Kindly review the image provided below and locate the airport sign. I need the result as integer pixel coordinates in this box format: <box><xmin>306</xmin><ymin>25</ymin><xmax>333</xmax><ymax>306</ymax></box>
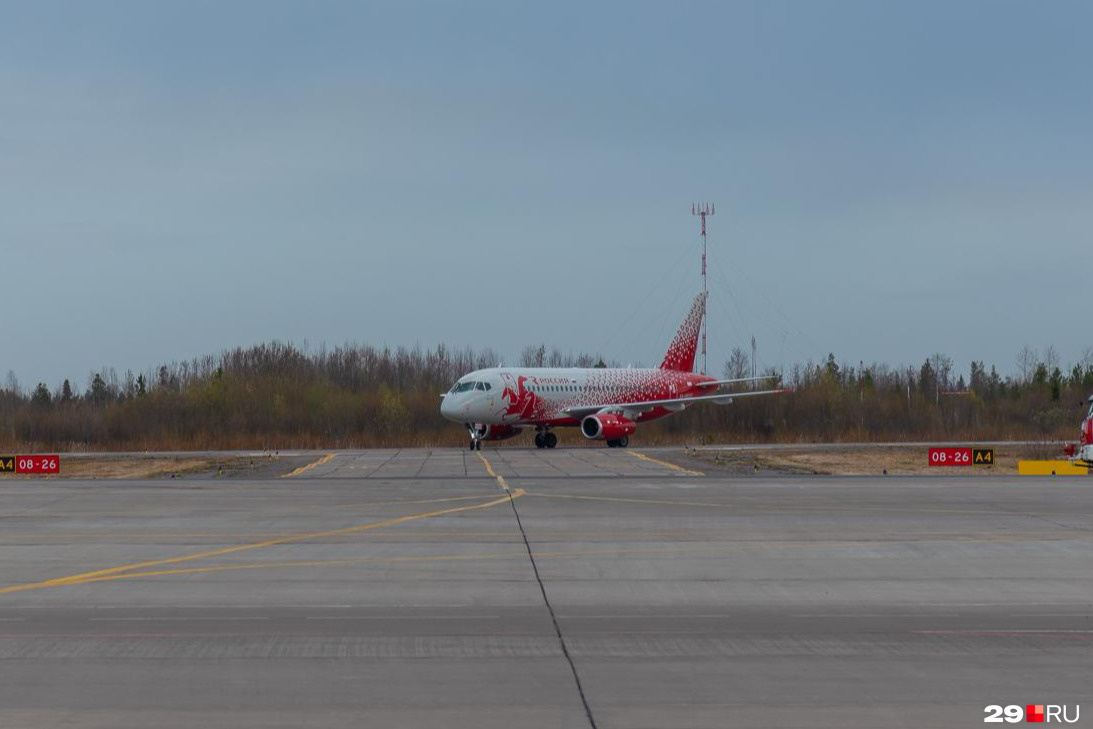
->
<box><xmin>973</xmin><ymin>448</ymin><xmax>995</xmax><ymax>465</ymax></box>
<box><xmin>929</xmin><ymin>447</ymin><xmax>994</xmax><ymax>467</ymax></box>
<box><xmin>0</xmin><ymin>455</ymin><xmax>60</xmax><ymax>474</ymax></box>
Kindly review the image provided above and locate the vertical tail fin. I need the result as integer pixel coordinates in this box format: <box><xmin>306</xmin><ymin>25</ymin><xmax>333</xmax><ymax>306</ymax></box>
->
<box><xmin>659</xmin><ymin>292</ymin><xmax>706</xmax><ymax>372</ymax></box>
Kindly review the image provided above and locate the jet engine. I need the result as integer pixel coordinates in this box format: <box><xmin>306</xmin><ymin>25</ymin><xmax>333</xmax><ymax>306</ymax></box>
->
<box><xmin>580</xmin><ymin>413</ymin><xmax>636</xmax><ymax>441</ymax></box>
<box><xmin>472</xmin><ymin>424</ymin><xmax>523</xmax><ymax>441</ymax></box>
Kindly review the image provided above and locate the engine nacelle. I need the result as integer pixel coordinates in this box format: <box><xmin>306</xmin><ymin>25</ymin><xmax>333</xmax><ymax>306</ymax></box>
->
<box><xmin>473</xmin><ymin>424</ymin><xmax>523</xmax><ymax>441</ymax></box>
<box><xmin>1079</xmin><ymin>445</ymin><xmax>1093</xmax><ymax>464</ymax></box>
<box><xmin>580</xmin><ymin>413</ymin><xmax>636</xmax><ymax>441</ymax></box>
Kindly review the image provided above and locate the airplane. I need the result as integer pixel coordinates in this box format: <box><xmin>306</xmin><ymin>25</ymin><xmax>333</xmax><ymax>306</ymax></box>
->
<box><xmin>440</xmin><ymin>292</ymin><xmax>787</xmax><ymax>450</ymax></box>
<box><xmin>1083</xmin><ymin>396</ymin><xmax>1093</xmax><ymax>465</ymax></box>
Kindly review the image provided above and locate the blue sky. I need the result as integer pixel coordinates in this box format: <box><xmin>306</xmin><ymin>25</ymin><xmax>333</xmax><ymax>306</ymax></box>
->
<box><xmin>2</xmin><ymin>1</ymin><xmax>1091</xmax><ymax>388</ymax></box>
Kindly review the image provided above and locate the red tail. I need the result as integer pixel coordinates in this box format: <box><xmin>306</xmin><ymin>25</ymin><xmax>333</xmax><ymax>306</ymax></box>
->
<box><xmin>659</xmin><ymin>293</ymin><xmax>706</xmax><ymax>372</ymax></box>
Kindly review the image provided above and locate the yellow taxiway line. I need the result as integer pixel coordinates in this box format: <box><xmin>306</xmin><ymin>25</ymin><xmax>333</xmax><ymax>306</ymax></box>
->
<box><xmin>281</xmin><ymin>452</ymin><xmax>337</xmax><ymax>478</ymax></box>
<box><xmin>476</xmin><ymin>451</ymin><xmax>512</xmax><ymax>492</ymax></box>
<box><xmin>0</xmin><ymin>488</ymin><xmax>523</xmax><ymax>596</ymax></box>
<box><xmin>628</xmin><ymin>450</ymin><xmax>705</xmax><ymax>477</ymax></box>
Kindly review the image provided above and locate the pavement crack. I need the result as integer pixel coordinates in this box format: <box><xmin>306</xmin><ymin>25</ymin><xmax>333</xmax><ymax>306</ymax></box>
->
<box><xmin>361</xmin><ymin>449</ymin><xmax>402</xmax><ymax>479</ymax></box>
<box><xmin>530</xmin><ymin>449</ymin><xmax>570</xmax><ymax>476</ymax></box>
<box><xmin>412</xmin><ymin>450</ymin><xmax>432</xmax><ymax>478</ymax></box>
<box><xmin>951</xmin><ymin>490</ymin><xmax>1093</xmax><ymax>535</ymax></box>
<box><xmin>505</xmin><ymin>490</ymin><xmax>598</xmax><ymax>729</ymax></box>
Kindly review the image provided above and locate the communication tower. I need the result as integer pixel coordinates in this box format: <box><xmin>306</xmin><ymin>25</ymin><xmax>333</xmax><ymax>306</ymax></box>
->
<box><xmin>692</xmin><ymin>203</ymin><xmax>715</xmax><ymax>375</ymax></box>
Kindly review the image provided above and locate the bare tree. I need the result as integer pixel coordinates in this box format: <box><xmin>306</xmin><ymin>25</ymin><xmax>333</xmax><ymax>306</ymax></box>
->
<box><xmin>520</xmin><ymin>344</ymin><xmax>546</xmax><ymax>368</ymax></box>
<box><xmin>929</xmin><ymin>353</ymin><xmax>953</xmax><ymax>391</ymax></box>
<box><xmin>1015</xmin><ymin>345</ymin><xmax>1038</xmax><ymax>384</ymax></box>
<box><xmin>1042</xmin><ymin>345</ymin><xmax>1060</xmax><ymax>374</ymax></box>
<box><xmin>724</xmin><ymin>347</ymin><xmax>750</xmax><ymax>379</ymax></box>
<box><xmin>1080</xmin><ymin>347</ymin><xmax>1093</xmax><ymax>370</ymax></box>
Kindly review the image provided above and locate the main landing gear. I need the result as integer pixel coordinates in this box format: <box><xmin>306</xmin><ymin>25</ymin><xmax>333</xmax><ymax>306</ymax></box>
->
<box><xmin>606</xmin><ymin>436</ymin><xmax>629</xmax><ymax>448</ymax></box>
<box><xmin>468</xmin><ymin>438</ymin><xmax>481</xmax><ymax>451</ymax></box>
<box><xmin>534</xmin><ymin>430</ymin><xmax>558</xmax><ymax>449</ymax></box>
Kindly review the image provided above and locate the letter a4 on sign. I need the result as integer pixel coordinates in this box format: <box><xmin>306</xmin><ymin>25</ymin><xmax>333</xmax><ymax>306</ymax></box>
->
<box><xmin>973</xmin><ymin>448</ymin><xmax>994</xmax><ymax>465</ymax></box>
<box><xmin>1027</xmin><ymin>704</ymin><xmax>1044</xmax><ymax>722</ymax></box>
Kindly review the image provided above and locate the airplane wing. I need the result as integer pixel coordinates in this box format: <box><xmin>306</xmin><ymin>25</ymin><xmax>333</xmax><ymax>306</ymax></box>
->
<box><xmin>694</xmin><ymin>376</ymin><xmax>778</xmax><ymax>388</ymax></box>
<box><xmin>562</xmin><ymin>388</ymin><xmax>789</xmax><ymax>419</ymax></box>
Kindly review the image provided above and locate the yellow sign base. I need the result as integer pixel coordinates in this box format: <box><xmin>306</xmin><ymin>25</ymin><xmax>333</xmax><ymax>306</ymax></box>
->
<box><xmin>1017</xmin><ymin>460</ymin><xmax>1091</xmax><ymax>476</ymax></box>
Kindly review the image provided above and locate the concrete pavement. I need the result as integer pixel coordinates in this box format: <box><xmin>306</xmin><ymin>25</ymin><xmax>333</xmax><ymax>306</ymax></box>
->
<box><xmin>0</xmin><ymin>448</ymin><xmax>1090</xmax><ymax>728</ymax></box>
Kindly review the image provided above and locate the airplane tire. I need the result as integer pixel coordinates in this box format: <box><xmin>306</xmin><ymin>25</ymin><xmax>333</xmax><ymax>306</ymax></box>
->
<box><xmin>534</xmin><ymin>433</ymin><xmax>545</xmax><ymax>449</ymax></box>
<box><xmin>544</xmin><ymin>432</ymin><xmax>558</xmax><ymax>449</ymax></box>
<box><xmin>476</xmin><ymin>440</ymin><xmax>482</xmax><ymax>451</ymax></box>
<box><xmin>469</xmin><ymin>440</ymin><xmax>476</xmax><ymax>451</ymax></box>
<box><xmin>618</xmin><ymin>436</ymin><xmax>628</xmax><ymax>448</ymax></box>
<box><xmin>606</xmin><ymin>440</ymin><xmax>618</xmax><ymax>448</ymax></box>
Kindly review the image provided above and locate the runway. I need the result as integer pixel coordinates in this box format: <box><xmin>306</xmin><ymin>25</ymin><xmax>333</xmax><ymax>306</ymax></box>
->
<box><xmin>1</xmin><ymin>448</ymin><xmax>1091</xmax><ymax>728</ymax></box>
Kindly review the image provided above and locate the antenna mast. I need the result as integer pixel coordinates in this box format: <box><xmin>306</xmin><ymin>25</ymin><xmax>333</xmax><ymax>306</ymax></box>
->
<box><xmin>692</xmin><ymin>202</ymin><xmax>715</xmax><ymax>375</ymax></box>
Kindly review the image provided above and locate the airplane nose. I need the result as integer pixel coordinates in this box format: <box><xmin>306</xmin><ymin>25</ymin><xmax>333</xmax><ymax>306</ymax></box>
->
<box><xmin>440</xmin><ymin>396</ymin><xmax>460</xmax><ymax>422</ymax></box>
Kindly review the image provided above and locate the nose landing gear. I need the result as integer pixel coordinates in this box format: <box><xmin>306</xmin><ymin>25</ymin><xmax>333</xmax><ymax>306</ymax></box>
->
<box><xmin>534</xmin><ymin>430</ymin><xmax>558</xmax><ymax>449</ymax></box>
<box><xmin>465</xmin><ymin>423</ymin><xmax>484</xmax><ymax>451</ymax></box>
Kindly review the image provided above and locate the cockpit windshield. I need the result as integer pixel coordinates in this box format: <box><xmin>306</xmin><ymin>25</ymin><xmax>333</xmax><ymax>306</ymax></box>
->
<box><xmin>449</xmin><ymin>381</ymin><xmax>491</xmax><ymax>394</ymax></box>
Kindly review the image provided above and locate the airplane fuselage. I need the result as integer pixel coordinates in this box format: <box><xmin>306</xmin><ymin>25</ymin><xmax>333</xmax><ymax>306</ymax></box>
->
<box><xmin>440</xmin><ymin>366</ymin><xmax>718</xmax><ymax>427</ymax></box>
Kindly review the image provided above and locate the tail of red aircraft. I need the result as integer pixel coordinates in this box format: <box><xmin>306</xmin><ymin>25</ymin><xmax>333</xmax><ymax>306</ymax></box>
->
<box><xmin>660</xmin><ymin>292</ymin><xmax>706</xmax><ymax>372</ymax></box>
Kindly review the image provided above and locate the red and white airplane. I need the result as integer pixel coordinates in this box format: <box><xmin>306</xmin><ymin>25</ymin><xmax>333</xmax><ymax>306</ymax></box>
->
<box><xmin>440</xmin><ymin>292</ymin><xmax>786</xmax><ymax>449</ymax></box>
<box><xmin>1063</xmin><ymin>395</ymin><xmax>1093</xmax><ymax>468</ymax></box>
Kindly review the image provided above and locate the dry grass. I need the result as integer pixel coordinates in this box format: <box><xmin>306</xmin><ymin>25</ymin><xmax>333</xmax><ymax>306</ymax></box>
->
<box><xmin>695</xmin><ymin>444</ymin><xmax>1068</xmax><ymax>476</ymax></box>
<box><xmin>0</xmin><ymin>456</ymin><xmax>235</xmax><ymax>480</ymax></box>
<box><xmin>761</xmin><ymin>449</ymin><xmax>1016</xmax><ymax>475</ymax></box>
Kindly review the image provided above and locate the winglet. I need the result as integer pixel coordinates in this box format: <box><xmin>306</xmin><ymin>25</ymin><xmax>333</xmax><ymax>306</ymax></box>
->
<box><xmin>659</xmin><ymin>292</ymin><xmax>706</xmax><ymax>372</ymax></box>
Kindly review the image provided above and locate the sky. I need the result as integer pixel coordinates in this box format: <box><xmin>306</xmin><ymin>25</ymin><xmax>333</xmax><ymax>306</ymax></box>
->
<box><xmin>2</xmin><ymin>1</ymin><xmax>1091</xmax><ymax>390</ymax></box>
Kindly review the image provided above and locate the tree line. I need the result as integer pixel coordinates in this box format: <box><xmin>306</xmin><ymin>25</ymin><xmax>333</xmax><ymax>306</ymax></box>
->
<box><xmin>1</xmin><ymin>342</ymin><xmax>1090</xmax><ymax>450</ymax></box>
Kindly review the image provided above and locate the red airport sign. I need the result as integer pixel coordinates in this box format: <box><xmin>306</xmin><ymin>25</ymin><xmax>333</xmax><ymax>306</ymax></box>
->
<box><xmin>0</xmin><ymin>456</ymin><xmax>60</xmax><ymax>474</ymax></box>
<box><xmin>928</xmin><ymin>448</ymin><xmax>994</xmax><ymax>467</ymax></box>
<box><xmin>929</xmin><ymin>447</ymin><xmax>971</xmax><ymax>466</ymax></box>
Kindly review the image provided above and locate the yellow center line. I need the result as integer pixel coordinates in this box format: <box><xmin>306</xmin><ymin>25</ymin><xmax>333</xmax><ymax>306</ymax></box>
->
<box><xmin>0</xmin><ymin>489</ymin><xmax>524</xmax><ymax>596</ymax></box>
<box><xmin>629</xmin><ymin>450</ymin><xmax>705</xmax><ymax>477</ymax></box>
<box><xmin>476</xmin><ymin>451</ymin><xmax>511</xmax><ymax>492</ymax></box>
<box><xmin>281</xmin><ymin>453</ymin><xmax>337</xmax><ymax>478</ymax></box>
